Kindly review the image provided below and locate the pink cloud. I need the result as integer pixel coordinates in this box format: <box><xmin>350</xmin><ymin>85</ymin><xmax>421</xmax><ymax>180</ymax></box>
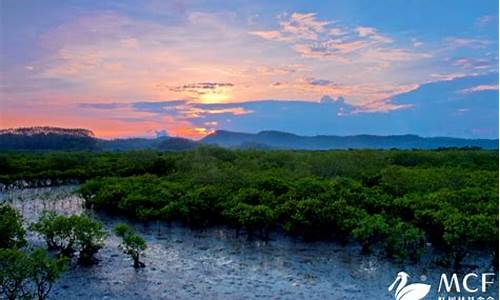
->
<box><xmin>251</xmin><ymin>12</ymin><xmax>427</xmax><ymax>69</ymax></box>
<box><xmin>249</xmin><ymin>30</ymin><xmax>283</xmax><ymax>40</ymax></box>
<box><xmin>459</xmin><ymin>84</ymin><xmax>499</xmax><ymax>94</ymax></box>
<box><xmin>445</xmin><ymin>37</ymin><xmax>491</xmax><ymax>49</ymax></box>
<box><xmin>451</xmin><ymin>57</ymin><xmax>493</xmax><ymax>71</ymax></box>
<box><xmin>355</xmin><ymin>26</ymin><xmax>377</xmax><ymax>37</ymax></box>
<box><xmin>279</xmin><ymin>12</ymin><xmax>331</xmax><ymax>40</ymax></box>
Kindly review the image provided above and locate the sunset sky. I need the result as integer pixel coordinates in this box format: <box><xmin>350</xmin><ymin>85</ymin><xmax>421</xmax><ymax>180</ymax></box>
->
<box><xmin>1</xmin><ymin>0</ymin><xmax>498</xmax><ymax>139</ymax></box>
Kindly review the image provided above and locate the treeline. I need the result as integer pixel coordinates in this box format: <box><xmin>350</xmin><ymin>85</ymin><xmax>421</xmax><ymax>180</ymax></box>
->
<box><xmin>0</xmin><ymin>147</ymin><xmax>498</xmax><ymax>266</ymax></box>
<box><xmin>0</xmin><ymin>126</ymin><xmax>198</xmax><ymax>152</ymax></box>
<box><xmin>0</xmin><ymin>132</ymin><xmax>97</xmax><ymax>151</ymax></box>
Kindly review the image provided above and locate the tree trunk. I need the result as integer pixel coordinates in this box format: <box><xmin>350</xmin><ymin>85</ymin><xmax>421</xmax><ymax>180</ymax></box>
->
<box><xmin>133</xmin><ymin>255</ymin><xmax>145</xmax><ymax>268</ymax></box>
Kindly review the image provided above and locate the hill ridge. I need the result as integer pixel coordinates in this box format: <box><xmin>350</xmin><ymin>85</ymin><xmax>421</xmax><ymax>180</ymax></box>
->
<box><xmin>0</xmin><ymin>127</ymin><xmax>497</xmax><ymax>151</ymax></box>
<box><xmin>201</xmin><ymin>130</ymin><xmax>498</xmax><ymax>150</ymax></box>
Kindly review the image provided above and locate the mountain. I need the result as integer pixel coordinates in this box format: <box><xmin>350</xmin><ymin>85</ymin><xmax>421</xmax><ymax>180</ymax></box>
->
<box><xmin>0</xmin><ymin>127</ymin><xmax>199</xmax><ymax>151</ymax></box>
<box><xmin>98</xmin><ymin>137</ymin><xmax>165</xmax><ymax>151</ymax></box>
<box><xmin>0</xmin><ymin>127</ymin><xmax>497</xmax><ymax>151</ymax></box>
<box><xmin>98</xmin><ymin>136</ymin><xmax>198</xmax><ymax>151</ymax></box>
<box><xmin>0</xmin><ymin>127</ymin><xmax>98</xmax><ymax>151</ymax></box>
<box><xmin>201</xmin><ymin>130</ymin><xmax>499</xmax><ymax>150</ymax></box>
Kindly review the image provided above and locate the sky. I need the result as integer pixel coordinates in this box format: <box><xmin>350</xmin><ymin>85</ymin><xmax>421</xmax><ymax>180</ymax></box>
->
<box><xmin>0</xmin><ymin>0</ymin><xmax>498</xmax><ymax>139</ymax></box>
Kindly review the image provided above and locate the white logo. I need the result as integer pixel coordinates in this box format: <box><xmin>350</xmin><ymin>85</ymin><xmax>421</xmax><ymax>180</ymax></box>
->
<box><xmin>388</xmin><ymin>272</ymin><xmax>431</xmax><ymax>300</ymax></box>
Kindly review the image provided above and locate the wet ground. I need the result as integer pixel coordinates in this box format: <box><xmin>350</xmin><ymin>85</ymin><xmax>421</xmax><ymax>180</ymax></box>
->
<box><xmin>1</xmin><ymin>186</ymin><xmax>498</xmax><ymax>300</ymax></box>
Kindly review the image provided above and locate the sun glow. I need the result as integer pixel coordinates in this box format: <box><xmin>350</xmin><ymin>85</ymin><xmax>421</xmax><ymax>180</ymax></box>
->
<box><xmin>199</xmin><ymin>91</ymin><xmax>231</xmax><ymax>103</ymax></box>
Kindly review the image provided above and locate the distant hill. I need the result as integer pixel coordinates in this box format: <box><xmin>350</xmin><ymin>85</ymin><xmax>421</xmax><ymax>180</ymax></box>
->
<box><xmin>0</xmin><ymin>126</ymin><xmax>95</xmax><ymax>137</ymax></box>
<box><xmin>201</xmin><ymin>130</ymin><xmax>499</xmax><ymax>150</ymax></box>
<box><xmin>0</xmin><ymin>127</ymin><xmax>97</xmax><ymax>151</ymax></box>
<box><xmin>98</xmin><ymin>136</ymin><xmax>198</xmax><ymax>151</ymax></box>
<box><xmin>98</xmin><ymin>137</ymin><xmax>165</xmax><ymax>151</ymax></box>
<box><xmin>0</xmin><ymin>127</ymin><xmax>497</xmax><ymax>151</ymax></box>
<box><xmin>0</xmin><ymin>127</ymin><xmax>199</xmax><ymax>151</ymax></box>
<box><xmin>156</xmin><ymin>137</ymin><xmax>198</xmax><ymax>151</ymax></box>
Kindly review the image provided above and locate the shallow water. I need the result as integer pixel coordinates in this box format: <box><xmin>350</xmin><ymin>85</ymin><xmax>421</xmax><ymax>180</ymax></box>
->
<box><xmin>1</xmin><ymin>186</ymin><xmax>498</xmax><ymax>300</ymax></box>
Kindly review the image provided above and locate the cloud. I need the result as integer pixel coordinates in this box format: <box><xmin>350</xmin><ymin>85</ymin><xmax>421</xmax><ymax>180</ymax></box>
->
<box><xmin>451</xmin><ymin>57</ymin><xmax>495</xmax><ymax>71</ymax></box>
<box><xmin>355</xmin><ymin>26</ymin><xmax>392</xmax><ymax>43</ymax></box>
<box><xmin>38</xmin><ymin>13</ymin><xmax>133</xmax><ymax>50</ymax></box>
<box><xmin>459</xmin><ymin>84</ymin><xmax>498</xmax><ymax>94</ymax></box>
<box><xmin>445</xmin><ymin>37</ymin><xmax>491</xmax><ymax>49</ymax></box>
<box><xmin>430</xmin><ymin>72</ymin><xmax>469</xmax><ymax>81</ymax></box>
<box><xmin>79</xmin><ymin>103</ymin><xmax>127</xmax><ymax>110</ymax></box>
<box><xmin>251</xmin><ymin>12</ymin><xmax>428</xmax><ymax>68</ymax></box>
<box><xmin>249</xmin><ymin>12</ymin><xmax>339</xmax><ymax>44</ymax></box>
<box><xmin>475</xmin><ymin>15</ymin><xmax>496</xmax><ymax>28</ymax></box>
<box><xmin>120</xmin><ymin>38</ymin><xmax>139</xmax><ymax>49</ymax></box>
<box><xmin>279</xmin><ymin>12</ymin><xmax>331</xmax><ymax>40</ymax></box>
<box><xmin>24</xmin><ymin>11</ymin><xmax>281</xmax><ymax>104</ymax></box>
<box><xmin>169</xmin><ymin>82</ymin><xmax>234</xmax><ymax>92</ymax></box>
<box><xmin>131</xmin><ymin>100</ymin><xmax>187</xmax><ymax>113</ymax></box>
<box><xmin>249</xmin><ymin>12</ymin><xmax>331</xmax><ymax>41</ymax></box>
<box><xmin>155</xmin><ymin>129</ymin><xmax>168</xmax><ymax>137</ymax></box>
<box><xmin>249</xmin><ymin>30</ymin><xmax>282</xmax><ymax>40</ymax></box>
<box><xmin>85</xmin><ymin>75</ymin><xmax>497</xmax><ymax>138</ymax></box>
<box><xmin>411</xmin><ymin>38</ymin><xmax>423</xmax><ymax>47</ymax></box>
<box><xmin>308</xmin><ymin>78</ymin><xmax>336</xmax><ymax>86</ymax></box>
<box><xmin>165</xmin><ymin>82</ymin><xmax>235</xmax><ymax>103</ymax></box>
<box><xmin>355</xmin><ymin>26</ymin><xmax>376</xmax><ymax>37</ymax></box>
<box><xmin>329</xmin><ymin>28</ymin><xmax>346</xmax><ymax>36</ymax></box>
<box><xmin>2</xmin><ymin>4</ymin><xmax>497</xmax><ymax>139</ymax></box>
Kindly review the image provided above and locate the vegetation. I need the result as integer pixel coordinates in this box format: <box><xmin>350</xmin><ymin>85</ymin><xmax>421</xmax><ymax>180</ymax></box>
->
<box><xmin>113</xmin><ymin>224</ymin><xmax>147</xmax><ymax>268</ymax></box>
<box><xmin>0</xmin><ymin>205</ymin><xmax>67</xmax><ymax>300</ymax></box>
<box><xmin>30</xmin><ymin>212</ymin><xmax>107</xmax><ymax>264</ymax></box>
<box><xmin>0</xmin><ymin>204</ymin><xmax>26</xmax><ymax>249</ymax></box>
<box><xmin>0</xmin><ymin>147</ymin><xmax>498</xmax><ymax>266</ymax></box>
<box><xmin>0</xmin><ymin>127</ymin><xmax>97</xmax><ymax>151</ymax></box>
<box><xmin>0</xmin><ymin>248</ymin><xmax>67</xmax><ymax>300</ymax></box>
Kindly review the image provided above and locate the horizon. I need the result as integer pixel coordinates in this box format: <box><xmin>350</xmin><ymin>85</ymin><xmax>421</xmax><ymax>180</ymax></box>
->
<box><xmin>1</xmin><ymin>0</ymin><xmax>498</xmax><ymax>139</ymax></box>
<box><xmin>2</xmin><ymin>125</ymin><xmax>499</xmax><ymax>141</ymax></box>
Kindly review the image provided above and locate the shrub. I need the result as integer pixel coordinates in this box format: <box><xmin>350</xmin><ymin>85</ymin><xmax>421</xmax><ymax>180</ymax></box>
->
<box><xmin>31</xmin><ymin>213</ymin><xmax>106</xmax><ymax>264</ymax></box>
<box><xmin>385</xmin><ymin>221</ymin><xmax>426</xmax><ymax>261</ymax></box>
<box><xmin>29</xmin><ymin>211</ymin><xmax>60</xmax><ymax>250</ymax></box>
<box><xmin>225</xmin><ymin>203</ymin><xmax>275</xmax><ymax>240</ymax></box>
<box><xmin>0</xmin><ymin>248</ymin><xmax>67</xmax><ymax>300</ymax></box>
<box><xmin>72</xmin><ymin>215</ymin><xmax>107</xmax><ymax>265</ymax></box>
<box><xmin>352</xmin><ymin>214</ymin><xmax>390</xmax><ymax>253</ymax></box>
<box><xmin>113</xmin><ymin>224</ymin><xmax>147</xmax><ymax>268</ymax></box>
<box><xmin>19</xmin><ymin>148</ymin><xmax>496</xmax><ymax>265</ymax></box>
<box><xmin>0</xmin><ymin>204</ymin><xmax>26</xmax><ymax>249</ymax></box>
<box><xmin>179</xmin><ymin>186</ymin><xmax>225</xmax><ymax>227</ymax></box>
<box><xmin>31</xmin><ymin>212</ymin><xmax>77</xmax><ymax>255</ymax></box>
<box><xmin>280</xmin><ymin>198</ymin><xmax>328</xmax><ymax>240</ymax></box>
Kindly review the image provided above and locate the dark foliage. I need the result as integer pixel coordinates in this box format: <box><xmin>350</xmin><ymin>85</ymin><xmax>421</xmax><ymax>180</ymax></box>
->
<box><xmin>0</xmin><ymin>147</ymin><xmax>497</xmax><ymax>265</ymax></box>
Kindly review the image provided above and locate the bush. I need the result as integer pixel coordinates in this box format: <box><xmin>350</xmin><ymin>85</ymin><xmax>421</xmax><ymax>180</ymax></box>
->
<box><xmin>0</xmin><ymin>204</ymin><xmax>26</xmax><ymax>249</ymax></box>
<box><xmin>352</xmin><ymin>214</ymin><xmax>390</xmax><ymax>253</ymax></box>
<box><xmin>225</xmin><ymin>203</ymin><xmax>275</xmax><ymax>240</ymax></box>
<box><xmin>29</xmin><ymin>211</ymin><xmax>61</xmax><ymax>250</ymax></box>
<box><xmin>31</xmin><ymin>213</ymin><xmax>106</xmax><ymax>264</ymax></box>
<box><xmin>113</xmin><ymin>224</ymin><xmax>147</xmax><ymax>268</ymax></box>
<box><xmin>72</xmin><ymin>215</ymin><xmax>107</xmax><ymax>265</ymax></box>
<box><xmin>385</xmin><ymin>221</ymin><xmax>426</xmax><ymax>261</ymax></box>
<box><xmin>280</xmin><ymin>198</ymin><xmax>328</xmax><ymax>240</ymax></box>
<box><xmin>179</xmin><ymin>186</ymin><xmax>226</xmax><ymax>227</ymax></box>
<box><xmin>0</xmin><ymin>248</ymin><xmax>67</xmax><ymax>300</ymax></box>
<box><xmin>9</xmin><ymin>149</ymin><xmax>496</xmax><ymax>265</ymax></box>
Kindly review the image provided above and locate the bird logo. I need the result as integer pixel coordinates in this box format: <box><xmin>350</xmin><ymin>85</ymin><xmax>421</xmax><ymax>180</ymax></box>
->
<box><xmin>388</xmin><ymin>272</ymin><xmax>431</xmax><ymax>300</ymax></box>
